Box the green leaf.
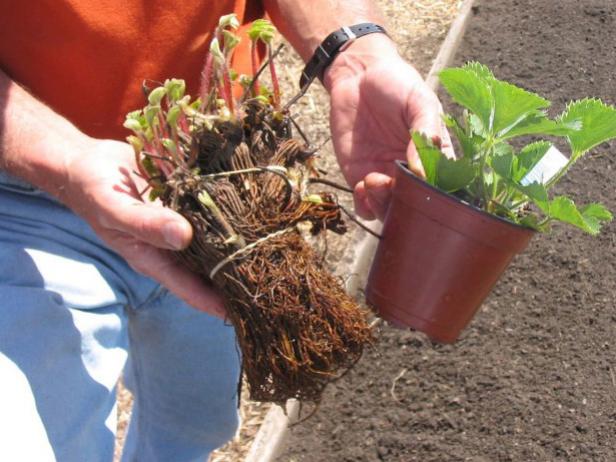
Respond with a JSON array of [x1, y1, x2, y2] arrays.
[[166, 105, 181, 127], [468, 113, 487, 138], [412, 132, 476, 192], [209, 37, 224, 63], [491, 79, 550, 136], [145, 105, 161, 126], [123, 118, 143, 132], [518, 182, 549, 214], [164, 79, 185, 102], [491, 150, 515, 180], [559, 98, 616, 158], [126, 135, 143, 153], [412, 131, 441, 185], [498, 111, 577, 140], [437, 157, 476, 192], [443, 114, 477, 159], [463, 62, 495, 80], [548, 197, 612, 235], [580, 203, 613, 222], [222, 30, 240, 53], [147, 87, 167, 106], [494, 142, 514, 158], [218, 13, 239, 30], [248, 19, 276, 43], [439, 67, 494, 131], [515, 141, 552, 182]]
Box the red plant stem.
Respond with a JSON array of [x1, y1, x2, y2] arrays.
[[222, 65, 235, 113], [178, 112, 190, 135], [251, 40, 261, 96], [268, 46, 280, 109], [141, 140, 167, 179], [200, 53, 214, 105], [157, 112, 169, 139], [150, 126, 174, 178], [134, 142, 151, 182], [267, 43, 280, 110]]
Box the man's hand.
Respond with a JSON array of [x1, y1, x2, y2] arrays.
[[263, 1, 454, 221], [60, 139, 226, 318], [324, 34, 454, 221], [1, 70, 225, 317]]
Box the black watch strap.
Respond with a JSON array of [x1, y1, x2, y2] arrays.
[[299, 23, 387, 89]]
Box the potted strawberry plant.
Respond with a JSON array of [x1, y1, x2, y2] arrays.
[[367, 62, 616, 343]]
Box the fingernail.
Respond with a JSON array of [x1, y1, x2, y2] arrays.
[[162, 221, 187, 250]]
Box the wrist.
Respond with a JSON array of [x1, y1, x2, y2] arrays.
[[322, 33, 399, 91], [0, 72, 93, 199], [19, 123, 93, 200]]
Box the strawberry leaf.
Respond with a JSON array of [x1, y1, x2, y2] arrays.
[[412, 131, 442, 185], [517, 182, 549, 214], [548, 197, 612, 235], [248, 19, 276, 43], [491, 80, 550, 136], [559, 98, 616, 158], [515, 141, 552, 182], [491, 150, 515, 180], [411, 132, 476, 192], [443, 114, 478, 159], [463, 62, 495, 80], [580, 203, 613, 222], [164, 79, 185, 102], [147, 87, 167, 106], [498, 111, 578, 140], [439, 67, 493, 132], [437, 157, 476, 192]]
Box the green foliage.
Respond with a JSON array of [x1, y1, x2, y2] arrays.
[[123, 14, 287, 206], [439, 67, 493, 131], [548, 197, 612, 235], [413, 132, 475, 192], [248, 19, 276, 43], [164, 79, 185, 102], [559, 98, 616, 159], [218, 13, 240, 30], [412, 62, 616, 235]]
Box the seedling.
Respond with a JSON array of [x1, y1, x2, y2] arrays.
[[413, 62, 616, 235]]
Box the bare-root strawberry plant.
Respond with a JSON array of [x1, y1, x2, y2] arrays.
[[124, 15, 373, 405]]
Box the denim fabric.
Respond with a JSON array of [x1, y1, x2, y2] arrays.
[[0, 172, 240, 462]]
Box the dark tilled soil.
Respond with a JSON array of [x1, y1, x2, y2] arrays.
[[276, 1, 616, 461]]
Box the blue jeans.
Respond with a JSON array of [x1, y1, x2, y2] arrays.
[[0, 173, 240, 461]]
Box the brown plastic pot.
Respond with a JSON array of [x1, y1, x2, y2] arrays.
[[366, 161, 535, 343]]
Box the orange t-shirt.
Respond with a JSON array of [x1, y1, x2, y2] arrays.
[[0, 1, 264, 140]]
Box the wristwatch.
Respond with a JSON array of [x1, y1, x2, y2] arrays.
[[299, 23, 388, 89]]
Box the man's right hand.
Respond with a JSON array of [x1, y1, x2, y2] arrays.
[[1, 70, 225, 318], [59, 138, 227, 318]]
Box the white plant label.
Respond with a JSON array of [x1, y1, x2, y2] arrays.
[[520, 145, 569, 186]]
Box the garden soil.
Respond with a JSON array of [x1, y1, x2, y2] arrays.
[[276, 1, 616, 461]]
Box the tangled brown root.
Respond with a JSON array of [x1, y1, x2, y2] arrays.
[[146, 99, 373, 405]]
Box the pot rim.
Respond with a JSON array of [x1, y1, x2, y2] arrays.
[[395, 160, 536, 235]]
